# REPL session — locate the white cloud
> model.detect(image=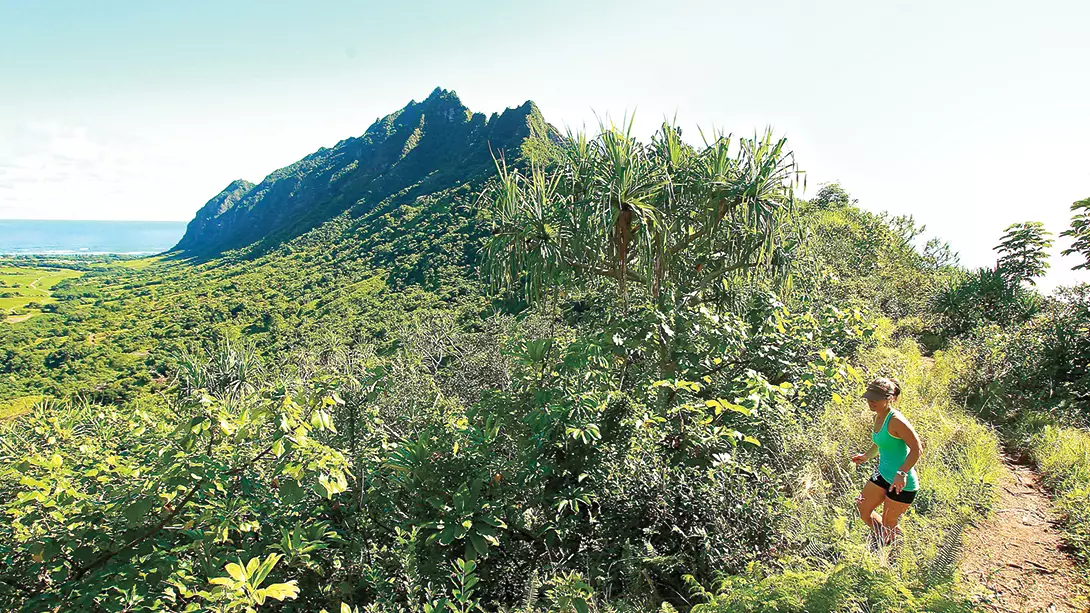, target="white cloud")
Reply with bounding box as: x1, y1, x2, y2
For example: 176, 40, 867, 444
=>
0, 121, 172, 220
